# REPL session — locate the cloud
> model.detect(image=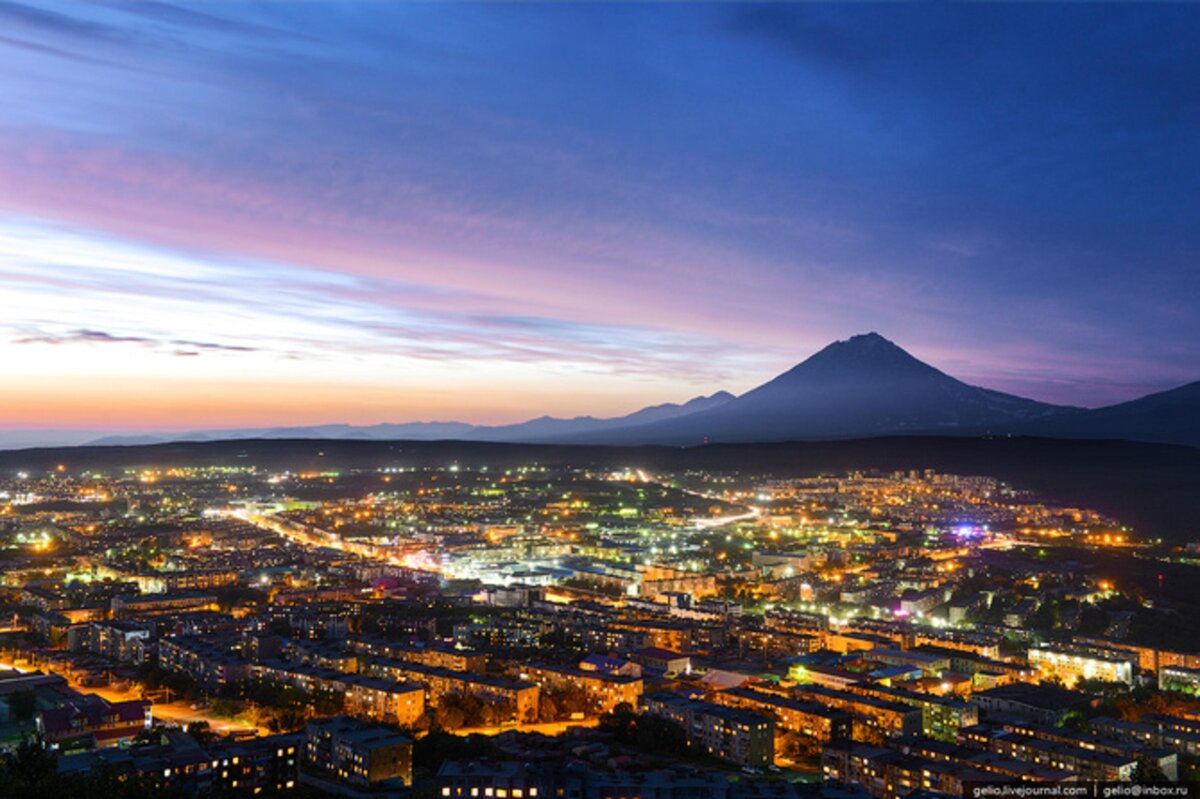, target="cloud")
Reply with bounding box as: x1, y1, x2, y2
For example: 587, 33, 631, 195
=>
0, 33, 127, 67
13, 327, 258, 356
0, 2, 125, 40
171, 339, 257, 353
105, 1, 310, 42
0, 218, 767, 388
14, 329, 151, 345
0, 2, 1196, 414
721, 6, 880, 72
